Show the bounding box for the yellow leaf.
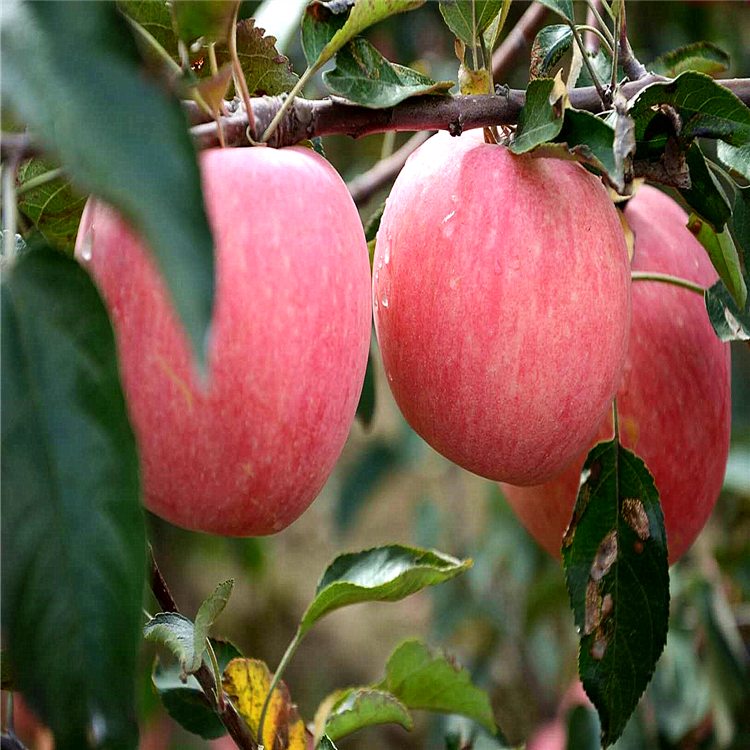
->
[222,658,306,750]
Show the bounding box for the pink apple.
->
[503,185,732,564]
[372,129,632,485]
[76,146,371,536]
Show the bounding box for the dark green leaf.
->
[300,0,425,73]
[530,25,572,80]
[704,280,750,342]
[355,340,376,429]
[234,19,299,96]
[299,546,471,636]
[171,0,236,44]
[16,159,87,255]
[536,0,574,23]
[323,37,453,108]
[732,186,750,266]
[717,142,750,181]
[565,706,600,750]
[1,650,14,690]
[1,244,145,749]
[319,736,338,750]
[651,41,731,78]
[679,144,732,231]
[1,2,214,370]
[562,440,669,747]
[509,77,566,154]
[438,1,507,47]
[117,0,177,60]
[576,46,624,91]
[193,579,234,661]
[628,71,750,149]
[687,212,747,309]
[324,688,413,740]
[375,641,496,733]
[144,613,202,675]
[152,639,242,739]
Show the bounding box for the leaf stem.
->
[471,0,479,70]
[610,3,621,93]
[257,628,304,748]
[570,22,609,106]
[2,163,18,266]
[15,167,64,196]
[631,271,705,296]
[584,1,614,46]
[260,65,314,144]
[576,25,614,55]
[229,1,257,142]
[206,637,225,711]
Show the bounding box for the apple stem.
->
[631,271,705,296]
[257,628,303,748]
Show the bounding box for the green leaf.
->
[628,71,750,150]
[355,339,376,429]
[234,19,299,96]
[482,2,512,54]
[323,36,453,108]
[152,638,242,740]
[1,2,215,371]
[1,244,145,749]
[704,280,750,342]
[299,545,471,636]
[509,77,566,154]
[530,24,573,80]
[536,0,574,24]
[687,212,747,309]
[564,706,600,750]
[16,159,87,255]
[300,0,425,73]
[171,0,237,44]
[144,613,203,676]
[438,1,507,47]
[717,142,750,181]
[193,579,234,664]
[324,688,413,741]
[118,0,177,60]
[679,144,732,231]
[375,641,496,734]
[562,439,669,747]
[319,736,338,750]
[650,41,730,78]
[732,185,750,265]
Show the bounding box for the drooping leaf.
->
[355,339,376,429]
[562,440,669,747]
[323,36,453,108]
[1,2,215,371]
[650,41,730,78]
[15,160,87,255]
[530,24,573,80]
[301,0,425,73]
[222,658,306,750]
[628,71,750,152]
[438,1,507,47]
[299,546,472,636]
[144,613,203,676]
[687,212,747,309]
[376,640,497,733]
[564,706,600,750]
[509,75,567,154]
[152,639,242,740]
[679,144,732,231]
[171,0,237,44]
[322,688,413,741]
[717,142,750,181]
[482,1,512,53]
[1,244,145,749]
[704,280,750,342]
[536,0,574,24]
[193,579,234,662]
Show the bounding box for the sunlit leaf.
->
[323,688,412,741]
[717,142,750,181]
[650,41,730,78]
[171,0,237,44]
[323,36,453,108]
[299,546,471,636]
[222,658,306,750]
[144,613,202,676]
[193,579,234,660]
[563,439,669,747]
[438,1,507,47]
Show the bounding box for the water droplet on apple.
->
[374,298,379,310]
[79,228,94,262]
[381,297,388,308]
[443,210,455,223]
[384,244,390,265]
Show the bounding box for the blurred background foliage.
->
[8,2,749,749]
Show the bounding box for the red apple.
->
[503,185,732,564]
[372,129,631,485]
[75,146,371,536]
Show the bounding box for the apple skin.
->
[503,185,732,564]
[75,146,371,536]
[372,129,631,485]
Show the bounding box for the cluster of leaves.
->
[2,1,750,749]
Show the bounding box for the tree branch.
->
[148,546,257,750]
[190,76,750,150]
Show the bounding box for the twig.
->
[618,5,649,81]
[148,546,258,750]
